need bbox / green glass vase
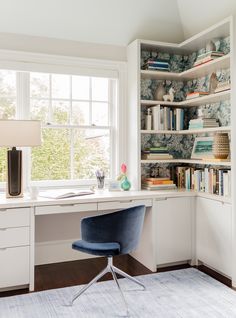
[121,176,131,191]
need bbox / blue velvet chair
[71,205,146,314]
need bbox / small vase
[213,133,230,159]
[154,82,165,101]
[121,176,131,191]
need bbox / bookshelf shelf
[180,90,230,107]
[141,159,231,166]
[140,126,231,135]
[141,69,180,80]
[181,54,230,80]
[141,90,230,108]
[141,100,180,106]
[140,54,230,81]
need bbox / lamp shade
[0,120,41,147]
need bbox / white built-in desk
[0,190,232,291]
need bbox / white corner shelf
[140,100,180,106]
[141,70,180,80]
[140,54,230,81]
[141,90,230,108]
[180,90,230,107]
[141,159,231,166]
[181,54,230,80]
[141,126,231,135]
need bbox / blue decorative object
[121,176,131,191]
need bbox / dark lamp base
[7,147,23,198]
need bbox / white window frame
[0,50,127,190]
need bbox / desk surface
[0,189,231,209]
[0,189,196,209]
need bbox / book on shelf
[39,189,94,199]
[142,59,170,71]
[142,184,177,190]
[215,81,231,93]
[186,91,209,100]
[188,118,219,129]
[151,105,184,131]
[142,154,173,160]
[175,166,231,197]
[142,146,173,160]
[193,51,224,67]
[142,177,176,190]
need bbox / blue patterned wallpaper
[140,36,231,178]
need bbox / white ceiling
[177,0,236,38]
[0,0,235,52]
[0,0,184,45]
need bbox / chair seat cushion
[72,240,120,256]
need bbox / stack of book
[142,58,170,72]
[215,80,231,93]
[142,177,177,190]
[176,166,231,197]
[193,51,224,67]
[152,105,184,131]
[188,118,219,130]
[142,146,173,160]
[186,91,209,100]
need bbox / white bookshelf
[127,17,232,194]
[127,16,236,286]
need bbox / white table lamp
[0,120,41,197]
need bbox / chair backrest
[81,205,145,254]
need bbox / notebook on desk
[39,189,94,199]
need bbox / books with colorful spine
[186,91,209,100]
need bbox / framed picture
[191,137,214,159]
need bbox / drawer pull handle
[119,200,133,203]
[155,197,168,201]
[59,204,75,207]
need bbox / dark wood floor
[0,255,232,298]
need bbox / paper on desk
[39,189,94,199]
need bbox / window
[0,66,120,188]
[30,73,115,182]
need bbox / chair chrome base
[71,256,146,316]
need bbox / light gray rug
[1,268,236,318]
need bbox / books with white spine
[152,105,161,130]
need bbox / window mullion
[70,76,74,179]
[89,77,92,125]
[48,74,52,123]
[16,72,31,191]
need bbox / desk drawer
[0,246,29,288]
[0,208,30,228]
[35,203,97,215]
[98,199,152,211]
[0,227,29,248]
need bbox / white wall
[0,33,127,61]
[177,0,236,38]
[0,0,184,61]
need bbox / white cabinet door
[155,197,193,265]
[196,197,232,277]
[0,246,30,288]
